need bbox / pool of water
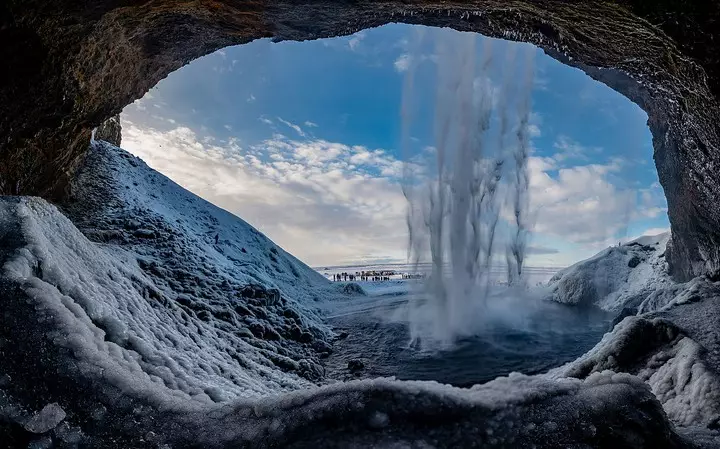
[322,290,613,387]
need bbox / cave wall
[1,0,719,281]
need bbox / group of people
[331,270,396,282]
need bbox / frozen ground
[0,142,718,447]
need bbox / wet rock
[24,403,66,434]
[628,256,642,268]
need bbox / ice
[550,282,720,429]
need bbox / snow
[1,141,717,445]
[545,232,673,312]
[1,142,351,406]
[550,283,720,429]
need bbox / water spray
[401,30,536,346]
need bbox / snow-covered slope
[8,141,344,403]
[545,233,673,312]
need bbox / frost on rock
[2,141,345,406]
[23,404,66,434]
[551,281,720,430]
[545,232,673,312]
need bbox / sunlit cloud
[121,116,666,267]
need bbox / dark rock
[312,340,333,354]
[263,326,282,341]
[133,229,155,239]
[288,325,303,341]
[24,403,66,434]
[628,256,642,268]
[299,331,313,344]
[283,308,301,320]
[610,307,638,330]
[248,323,265,338]
[94,114,122,146]
[233,304,254,317]
[348,359,365,372]
[298,359,324,381]
[336,331,350,340]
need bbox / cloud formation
[121,117,665,267]
[121,118,409,266]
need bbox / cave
[3,1,720,282]
[2,1,720,447]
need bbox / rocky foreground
[0,142,719,447]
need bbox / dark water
[323,293,612,387]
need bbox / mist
[401,28,537,346]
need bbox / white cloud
[259,117,274,126]
[304,121,319,128]
[526,152,662,251]
[120,119,408,266]
[277,117,306,137]
[394,54,412,73]
[528,124,541,138]
[348,31,366,51]
[551,135,599,163]
[247,94,256,103]
[120,117,667,267]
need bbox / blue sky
[121,24,669,267]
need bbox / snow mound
[0,142,352,407]
[3,196,325,404]
[545,233,673,312]
[550,280,720,429]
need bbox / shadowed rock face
[1,0,720,280]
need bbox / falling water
[401,30,536,346]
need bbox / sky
[120,23,669,268]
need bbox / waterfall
[401,29,536,346]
